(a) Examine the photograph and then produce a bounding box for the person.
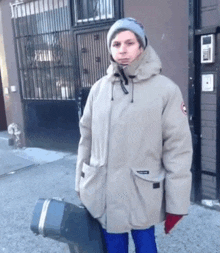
[75,17,193,253]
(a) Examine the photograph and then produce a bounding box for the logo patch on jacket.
[181,102,187,115]
[137,170,149,175]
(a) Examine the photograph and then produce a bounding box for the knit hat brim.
[107,18,147,53]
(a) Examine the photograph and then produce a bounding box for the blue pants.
[102,226,157,253]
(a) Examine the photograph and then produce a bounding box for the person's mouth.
[118,58,130,64]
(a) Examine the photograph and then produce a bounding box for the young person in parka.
[75,18,193,253]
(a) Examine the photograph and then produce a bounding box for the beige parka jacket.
[75,45,193,233]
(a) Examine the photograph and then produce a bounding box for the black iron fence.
[11,0,74,100]
[11,0,120,101]
[76,29,109,89]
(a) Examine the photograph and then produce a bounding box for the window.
[74,0,114,23]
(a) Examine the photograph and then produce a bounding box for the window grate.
[11,0,75,100]
[11,0,122,101]
[74,0,114,24]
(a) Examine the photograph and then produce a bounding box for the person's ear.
[139,47,144,53]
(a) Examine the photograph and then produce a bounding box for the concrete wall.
[124,0,189,104]
[0,0,25,144]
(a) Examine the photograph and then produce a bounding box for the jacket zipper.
[103,90,114,228]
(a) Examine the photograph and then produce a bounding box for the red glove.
[164,213,183,234]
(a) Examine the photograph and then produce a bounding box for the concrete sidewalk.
[0,130,220,253]
[0,131,71,177]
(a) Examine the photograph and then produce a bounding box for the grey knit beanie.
[107,17,147,53]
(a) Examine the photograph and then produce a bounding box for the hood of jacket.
[106,45,162,83]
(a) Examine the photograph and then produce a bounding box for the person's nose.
[119,43,126,54]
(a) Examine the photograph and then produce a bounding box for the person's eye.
[127,41,134,45]
[112,43,120,47]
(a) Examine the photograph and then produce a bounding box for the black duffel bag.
[30,198,107,252]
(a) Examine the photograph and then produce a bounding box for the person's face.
[110,30,143,65]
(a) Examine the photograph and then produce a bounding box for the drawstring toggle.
[129,75,136,103]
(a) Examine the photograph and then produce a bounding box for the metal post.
[216,33,220,201]
[188,0,202,202]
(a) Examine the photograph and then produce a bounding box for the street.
[0,131,220,253]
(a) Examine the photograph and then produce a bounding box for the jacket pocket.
[131,168,165,182]
[79,163,106,218]
[129,168,165,227]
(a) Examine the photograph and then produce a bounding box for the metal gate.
[11,0,75,100]
[76,29,110,89]
[11,0,122,101]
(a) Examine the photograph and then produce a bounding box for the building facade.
[0,0,188,144]
[1,0,218,203]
